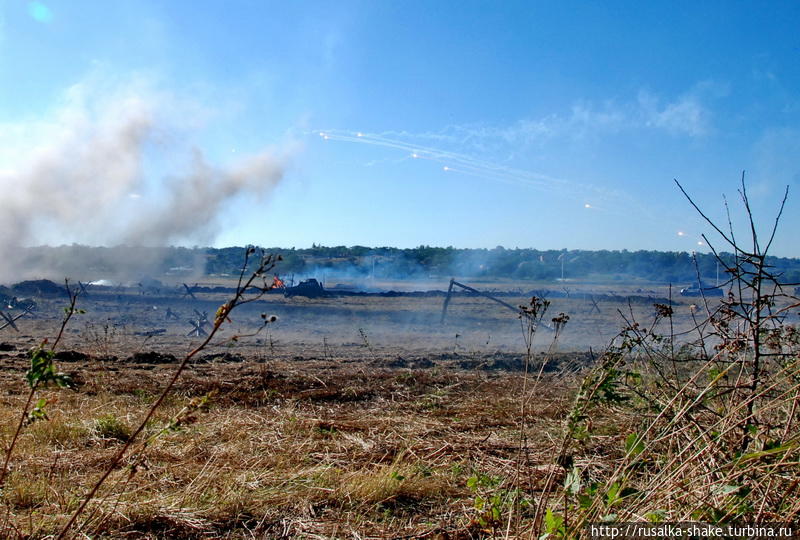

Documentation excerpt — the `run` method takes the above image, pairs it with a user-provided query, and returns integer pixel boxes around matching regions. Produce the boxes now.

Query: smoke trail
[315,128,691,230]
[316,129,576,195]
[0,87,293,283]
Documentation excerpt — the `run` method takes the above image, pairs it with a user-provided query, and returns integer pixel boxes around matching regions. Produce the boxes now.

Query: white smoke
[0,80,293,282]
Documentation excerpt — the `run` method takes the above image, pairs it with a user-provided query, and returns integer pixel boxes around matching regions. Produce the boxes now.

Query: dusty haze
[0,84,293,283]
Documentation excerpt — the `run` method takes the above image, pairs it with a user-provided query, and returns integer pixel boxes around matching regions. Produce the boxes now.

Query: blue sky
[1,1,799,255]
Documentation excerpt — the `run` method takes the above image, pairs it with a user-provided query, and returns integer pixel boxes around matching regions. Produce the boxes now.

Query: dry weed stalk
[505,297,569,536]
[55,247,281,539]
[530,175,800,537]
[0,280,81,491]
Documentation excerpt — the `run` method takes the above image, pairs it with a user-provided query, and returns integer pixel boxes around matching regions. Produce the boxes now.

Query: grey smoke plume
[0,89,292,282]
[122,147,285,245]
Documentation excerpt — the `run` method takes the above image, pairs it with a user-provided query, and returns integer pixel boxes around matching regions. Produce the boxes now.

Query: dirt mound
[381,356,436,369]
[458,355,526,371]
[54,350,90,362]
[126,351,177,364]
[456,351,592,372]
[197,352,246,363]
[11,279,66,297]
[413,357,436,368]
[386,356,408,368]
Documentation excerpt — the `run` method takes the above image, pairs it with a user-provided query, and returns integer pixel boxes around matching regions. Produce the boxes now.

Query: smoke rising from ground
[0,83,293,283]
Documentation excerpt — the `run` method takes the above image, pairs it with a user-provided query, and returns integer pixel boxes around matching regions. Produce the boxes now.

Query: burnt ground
[1,279,711,357]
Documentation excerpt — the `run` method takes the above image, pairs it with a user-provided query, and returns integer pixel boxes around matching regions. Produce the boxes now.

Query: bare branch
[738,171,761,256]
[764,185,790,255]
[675,180,737,251]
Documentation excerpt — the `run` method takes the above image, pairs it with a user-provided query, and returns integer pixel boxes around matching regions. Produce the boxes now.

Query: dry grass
[2,302,798,538]
[0,353,579,538]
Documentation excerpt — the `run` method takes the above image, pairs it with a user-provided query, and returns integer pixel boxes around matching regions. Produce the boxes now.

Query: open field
[4,278,717,354]
[1,280,798,538]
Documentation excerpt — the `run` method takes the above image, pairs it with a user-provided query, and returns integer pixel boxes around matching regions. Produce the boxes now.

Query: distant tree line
[15,244,800,285]
[205,245,800,284]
